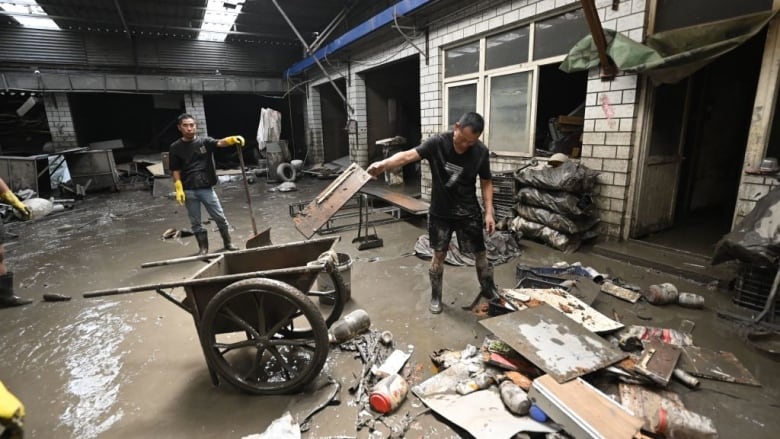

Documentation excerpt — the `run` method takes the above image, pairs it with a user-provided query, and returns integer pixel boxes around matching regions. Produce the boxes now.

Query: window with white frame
[443,9,589,156]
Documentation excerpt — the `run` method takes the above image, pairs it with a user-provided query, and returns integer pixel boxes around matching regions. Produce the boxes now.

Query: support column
[184,93,208,135]
[43,93,78,151]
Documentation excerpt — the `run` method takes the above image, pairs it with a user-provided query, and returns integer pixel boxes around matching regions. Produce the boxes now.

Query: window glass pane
[488,72,532,154]
[533,9,589,60]
[486,27,529,70]
[447,84,477,128]
[445,41,480,77]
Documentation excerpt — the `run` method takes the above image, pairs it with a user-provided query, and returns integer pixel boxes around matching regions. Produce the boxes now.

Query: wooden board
[359,184,429,215]
[480,303,627,383]
[618,383,684,433]
[600,281,642,303]
[529,375,644,439]
[634,340,681,386]
[293,164,372,239]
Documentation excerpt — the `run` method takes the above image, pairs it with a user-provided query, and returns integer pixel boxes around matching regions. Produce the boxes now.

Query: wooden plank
[529,375,644,439]
[359,184,429,215]
[480,303,627,383]
[293,164,372,239]
[600,281,642,303]
[634,340,681,386]
[619,383,684,433]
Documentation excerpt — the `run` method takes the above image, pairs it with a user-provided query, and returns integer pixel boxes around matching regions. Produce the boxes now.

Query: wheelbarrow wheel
[199,278,329,395]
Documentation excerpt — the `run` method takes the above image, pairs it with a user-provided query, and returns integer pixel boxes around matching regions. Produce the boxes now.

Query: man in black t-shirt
[367,112,496,314]
[169,113,245,255]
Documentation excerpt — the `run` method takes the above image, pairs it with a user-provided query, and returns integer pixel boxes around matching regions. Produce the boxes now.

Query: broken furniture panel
[480,303,627,383]
[501,287,624,333]
[65,150,120,193]
[600,281,642,303]
[619,383,684,433]
[528,374,644,439]
[678,346,761,386]
[634,339,681,387]
[293,163,372,239]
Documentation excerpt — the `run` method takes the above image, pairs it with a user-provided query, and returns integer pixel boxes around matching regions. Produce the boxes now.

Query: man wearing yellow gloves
[0,177,32,308]
[169,113,245,255]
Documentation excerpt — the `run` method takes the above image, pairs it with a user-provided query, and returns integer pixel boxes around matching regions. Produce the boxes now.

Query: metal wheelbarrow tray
[83,237,348,395]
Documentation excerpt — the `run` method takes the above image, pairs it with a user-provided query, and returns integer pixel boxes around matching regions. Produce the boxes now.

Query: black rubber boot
[219,227,239,251]
[195,231,209,255]
[429,270,443,314]
[477,264,499,300]
[0,272,32,308]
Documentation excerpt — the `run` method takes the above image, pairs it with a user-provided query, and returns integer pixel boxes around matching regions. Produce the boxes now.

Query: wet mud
[1,177,778,438]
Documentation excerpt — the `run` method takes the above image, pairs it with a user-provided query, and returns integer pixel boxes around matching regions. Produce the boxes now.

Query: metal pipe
[271,0,353,114]
[112,0,132,39]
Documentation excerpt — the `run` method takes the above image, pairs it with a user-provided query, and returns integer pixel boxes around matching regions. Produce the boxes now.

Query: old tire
[277,162,296,182]
[199,278,329,395]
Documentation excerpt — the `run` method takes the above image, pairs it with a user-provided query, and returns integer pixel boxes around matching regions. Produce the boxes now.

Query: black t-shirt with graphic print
[169,136,219,189]
[415,131,492,219]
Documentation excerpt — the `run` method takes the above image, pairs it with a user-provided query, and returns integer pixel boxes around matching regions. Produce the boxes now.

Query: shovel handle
[236,144,258,235]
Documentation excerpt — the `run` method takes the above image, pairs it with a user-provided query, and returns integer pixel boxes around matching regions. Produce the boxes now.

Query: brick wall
[303,0,647,238]
[43,93,78,151]
[184,93,208,136]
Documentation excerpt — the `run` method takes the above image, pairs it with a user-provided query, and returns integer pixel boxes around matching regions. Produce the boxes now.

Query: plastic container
[677,292,705,309]
[328,309,370,344]
[644,283,679,305]
[369,373,409,414]
[317,253,353,305]
[499,381,531,415]
[529,404,548,422]
[455,372,494,395]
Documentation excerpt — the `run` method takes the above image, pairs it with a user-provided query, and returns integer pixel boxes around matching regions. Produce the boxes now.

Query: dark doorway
[203,93,305,167]
[638,30,765,256]
[69,93,183,162]
[363,56,422,186]
[318,79,349,163]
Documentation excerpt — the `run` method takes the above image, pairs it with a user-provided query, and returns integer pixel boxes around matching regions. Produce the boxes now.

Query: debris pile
[510,161,600,252]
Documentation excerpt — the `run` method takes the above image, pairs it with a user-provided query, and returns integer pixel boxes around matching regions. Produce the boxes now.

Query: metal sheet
[293,164,371,239]
[480,303,627,383]
[502,288,624,334]
[678,346,761,386]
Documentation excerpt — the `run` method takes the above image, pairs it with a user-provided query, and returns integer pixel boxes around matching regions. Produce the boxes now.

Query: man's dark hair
[177,113,195,125]
[458,112,484,134]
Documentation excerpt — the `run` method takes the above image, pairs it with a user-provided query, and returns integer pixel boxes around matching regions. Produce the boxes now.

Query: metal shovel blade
[245,226,272,249]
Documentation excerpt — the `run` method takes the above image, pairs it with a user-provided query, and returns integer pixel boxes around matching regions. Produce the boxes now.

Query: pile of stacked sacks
[509,154,600,252]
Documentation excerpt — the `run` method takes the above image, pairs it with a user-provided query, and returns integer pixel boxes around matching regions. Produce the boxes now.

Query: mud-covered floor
[1,176,778,438]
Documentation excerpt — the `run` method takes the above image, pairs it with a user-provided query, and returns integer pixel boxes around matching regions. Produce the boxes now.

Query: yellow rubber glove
[0,190,31,220]
[225,135,245,147]
[0,380,25,428]
[174,180,186,205]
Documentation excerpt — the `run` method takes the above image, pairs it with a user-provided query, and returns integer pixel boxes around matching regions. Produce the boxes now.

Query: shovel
[236,144,271,248]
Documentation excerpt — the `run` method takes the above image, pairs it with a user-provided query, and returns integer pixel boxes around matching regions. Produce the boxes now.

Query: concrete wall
[43,93,78,151]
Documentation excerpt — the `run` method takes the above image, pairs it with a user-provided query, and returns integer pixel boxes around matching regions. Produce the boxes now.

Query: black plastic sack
[514,161,599,194]
[414,233,475,266]
[712,186,780,266]
[414,231,522,266]
[516,187,593,217]
[515,204,599,235]
[510,216,581,253]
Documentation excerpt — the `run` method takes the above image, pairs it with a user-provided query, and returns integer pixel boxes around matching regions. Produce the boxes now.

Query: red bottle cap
[369,392,392,414]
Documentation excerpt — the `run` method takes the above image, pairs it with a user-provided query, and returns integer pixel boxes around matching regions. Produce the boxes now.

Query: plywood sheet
[480,303,627,383]
[619,383,684,432]
[529,375,644,439]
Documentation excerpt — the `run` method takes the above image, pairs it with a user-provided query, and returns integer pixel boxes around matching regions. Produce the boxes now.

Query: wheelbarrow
[82,237,348,395]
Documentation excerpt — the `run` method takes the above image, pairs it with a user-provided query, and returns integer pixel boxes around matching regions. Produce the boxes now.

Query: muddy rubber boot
[195,231,209,255]
[218,227,239,251]
[477,264,499,300]
[429,270,443,314]
[0,272,32,308]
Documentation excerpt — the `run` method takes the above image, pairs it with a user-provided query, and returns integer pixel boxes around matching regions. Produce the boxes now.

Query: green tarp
[560,10,779,84]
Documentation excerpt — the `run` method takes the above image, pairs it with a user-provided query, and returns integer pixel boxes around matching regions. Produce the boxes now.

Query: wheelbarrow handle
[83,264,327,298]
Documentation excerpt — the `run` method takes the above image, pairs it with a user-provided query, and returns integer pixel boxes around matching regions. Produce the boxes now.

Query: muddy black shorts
[428,215,485,254]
